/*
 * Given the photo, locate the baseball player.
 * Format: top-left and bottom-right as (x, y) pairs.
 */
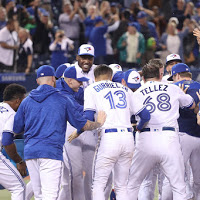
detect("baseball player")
(0, 84), (26, 200)
(160, 63), (200, 200)
(137, 58), (165, 200)
(55, 63), (71, 79)
(108, 64), (124, 83)
(59, 44), (112, 200)
(162, 53), (182, 83)
(69, 64), (150, 199)
(13, 65), (106, 200)
(127, 62), (195, 200)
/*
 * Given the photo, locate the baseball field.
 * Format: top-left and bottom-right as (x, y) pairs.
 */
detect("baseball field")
(0, 180), (159, 200)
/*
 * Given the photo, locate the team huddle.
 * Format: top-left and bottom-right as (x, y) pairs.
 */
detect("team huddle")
(0, 42), (200, 200)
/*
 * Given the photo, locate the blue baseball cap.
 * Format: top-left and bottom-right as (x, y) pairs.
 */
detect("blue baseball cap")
(6, 0), (14, 5)
(123, 69), (141, 89)
(64, 66), (89, 82)
(168, 63), (191, 81)
(37, 65), (55, 79)
(137, 11), (147, 19)
(55, 63), (71, 78)
(94, 16), (105, 24)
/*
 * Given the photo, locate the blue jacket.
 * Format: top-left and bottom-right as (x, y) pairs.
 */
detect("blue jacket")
(56, 78), (84, 113)
(174, 80), (200, 137)
(89, 25), (108, 57)
(13, 84), (87, 161)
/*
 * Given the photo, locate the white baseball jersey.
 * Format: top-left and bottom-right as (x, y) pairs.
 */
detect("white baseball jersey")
(75, 62), (97, 89)
(84, 80), (145, 130)
(0, 102), (26, 200)
(134, 81), (194, 129)
(0, 102), (15, 147)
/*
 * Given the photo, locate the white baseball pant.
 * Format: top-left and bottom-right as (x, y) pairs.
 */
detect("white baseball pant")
(0, 153), (25, 200)
(162, 132), (200, 200)
(92, 131), (134, 200)
(26, 158), (62, 200)
(128, 130), (187, 200)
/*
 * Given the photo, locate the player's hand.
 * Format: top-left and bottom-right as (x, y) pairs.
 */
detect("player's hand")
(179, 84), (188, 93)
(196, 90), (200, 101)
(17, 161), (27, 177)
(97, 110), (106, 126)
(68, 130), (79, 143)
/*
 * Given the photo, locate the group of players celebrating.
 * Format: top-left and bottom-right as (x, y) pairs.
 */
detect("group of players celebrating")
(1, 30), (200, 200)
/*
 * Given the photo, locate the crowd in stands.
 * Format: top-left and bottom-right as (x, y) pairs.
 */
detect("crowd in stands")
(0, 0), (200, 74)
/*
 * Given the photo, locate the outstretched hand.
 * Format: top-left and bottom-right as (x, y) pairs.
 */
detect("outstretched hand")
(179, 84), (189, 93)
(68, 130), (79, 143)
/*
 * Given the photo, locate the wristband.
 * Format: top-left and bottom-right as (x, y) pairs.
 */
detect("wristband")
(17, 160), (24, 164)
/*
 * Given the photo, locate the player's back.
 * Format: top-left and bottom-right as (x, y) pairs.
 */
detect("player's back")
(84, 80), (139, 129)
(175, 80), (200, 137)
(135, 81), (193, 128)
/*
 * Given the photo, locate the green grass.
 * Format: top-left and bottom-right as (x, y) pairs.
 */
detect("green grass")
(0, 180), (159, 200)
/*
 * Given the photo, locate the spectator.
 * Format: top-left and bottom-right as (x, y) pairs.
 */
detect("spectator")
(160, 21), (189, 62)
(49, 29), (74, 70)
(112, 9), (130, 63)
(150, 6), (167, 38)
(0, 6), (6, 30)
(59, 2), (85, 61)
(33, 7), (53, 67)
(99, 1), (111, 22)
(26, 0), (40, 17)
(135, 11), (159, 65)
(89, 16), (119, 64)
(117, 23), (145, 69)
(183, 19), (199, 66)
(84, 5), (98, 42)
(17, 28), (33, 74)
(192, 2), (200, 25)
(172, 0), (186, 30)
(0, 19), (18, 72)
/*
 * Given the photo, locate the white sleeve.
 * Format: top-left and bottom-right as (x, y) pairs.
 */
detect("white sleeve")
(0, 30), (7, 43)
(107, 21), (120, 33)
(129, 90), (145, 115)
(178, 88), (194, 108)
(84, 86), (96, 112)
(49, 42), (57, 51)
(3, 113), (15, 133)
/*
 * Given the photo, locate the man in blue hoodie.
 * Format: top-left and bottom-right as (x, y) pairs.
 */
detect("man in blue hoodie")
(13, 65), (106, 200)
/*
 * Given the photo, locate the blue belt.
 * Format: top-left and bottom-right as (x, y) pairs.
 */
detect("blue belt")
(105, 128), (133, 133)
(141, 127), (175, 133)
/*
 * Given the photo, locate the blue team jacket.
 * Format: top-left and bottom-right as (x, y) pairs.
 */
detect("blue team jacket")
(175, 80), (200, 137)
(13, 84), (87, 161)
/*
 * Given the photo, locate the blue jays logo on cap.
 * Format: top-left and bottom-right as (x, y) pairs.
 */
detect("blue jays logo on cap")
(84, 47), (92, 52)
(124, 69), (141, 89)
(133, 76), (140, 82)
(78, 44), (95, 57)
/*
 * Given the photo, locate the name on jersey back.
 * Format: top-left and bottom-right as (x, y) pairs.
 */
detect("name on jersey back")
(140, 84), (168, 96)
(93, 82), (128, 92)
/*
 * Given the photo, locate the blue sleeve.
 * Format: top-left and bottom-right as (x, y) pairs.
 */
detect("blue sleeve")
(2, 132), (14, 146)
(13, 102), (25, 134)
(75, 87), (84, 106)
(136, 108), (150, 131)
(65, 97), (87, 133)
(84, 110), (95, 121)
